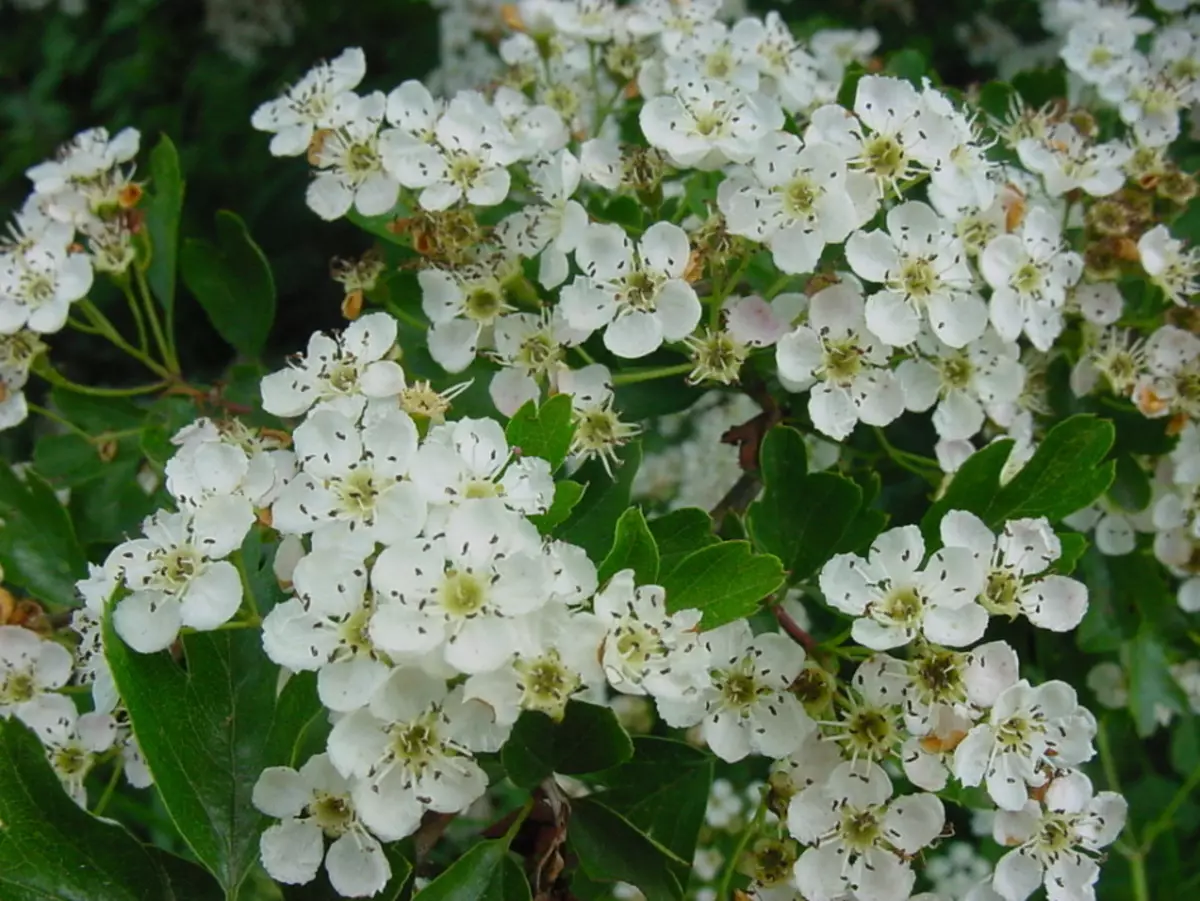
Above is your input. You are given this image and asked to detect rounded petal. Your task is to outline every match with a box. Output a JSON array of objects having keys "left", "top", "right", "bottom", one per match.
[
  {"left": 259, "top": 820, "right": 324, "bottom": 886},
  {"left": 113, "top": 593, "right": 182, "bottom": 653},
  {"left": 326, "top": 832, "right": 391, "bottom": 898}
]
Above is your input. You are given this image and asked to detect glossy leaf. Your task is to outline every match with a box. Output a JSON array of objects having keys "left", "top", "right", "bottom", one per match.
[
  {"left": 506, "top": 394, "right": 575, "bottom": 472},
  {"left": 501, "top": 701, "right": 634, "bottom": 789},
  {"left": 528, "top": 480, "right": 585, "bottom": 534},
  {"left": 660, "top": 540, "right": 785, "bottom": 630},
  {"left": 0, "top": 464, "right": 88, "bottom": 609},
  {"left": 559, "top": 441, "right": 642, "bottom": 562},
  {"left": 180, "top": 210, "right": 276, "bottom": 358},
  {"left": 144, "top": 133, "right": 184, "bottom": 316},
  {"left": 648, "top": 507, "right": 718, "bottom": 583},
  {"left": 597, "top": 507, "right": 659, "bottom": 585},
  {"left": 568, "top": 797, "right": 687, "bottom": 901},
  {"left": 415, "top": 834, "right": 529, "bottom": 901}
]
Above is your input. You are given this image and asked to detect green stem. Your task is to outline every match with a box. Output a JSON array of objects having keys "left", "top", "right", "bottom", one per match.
[
  {"left": 234, "top": 550, "right": 260, "bottom": 621},
  {"left": 571, "top": 344, "right": 596, "bottom": 366},
  {"left": 34, "top": 363, "right": 168, "bottom": 397},
  {"left": 92, "top": 760, "right": 124, "bottom": 817},
  {"left": 66, "top": 316, "right": 103, "bottom": 335},
  {"left": 611, "top": 361, "right": 692, "bottom": 385},
  {"left": 191, "top": 617, "right": 262, "bottom": 633},
  {"left": 872, "top": 427, "right": 941, "bottom": 484},
  {"left": 1141, "top": 761, "right": 1200, "bottom": 850},
  {"left": 134, "top": 267, "right": 178, "bottom": 374},
  {"left": 1130, "top": 854, "right": 1150, "bottom": 901},
  {"left": 716, "top": 795, "right": 765, "bottom": 900},
  {"left": 26, "top": 402, "right": 90, "bottom": 439},
  {"left": 384, "top": 301, "right": 429, "bottom": 332},
  {"left": 78, "top": 299, "right": 172, "bottom": 379},
  {"left": 118, "top": 278, "right": 149, "bottom": 355}
]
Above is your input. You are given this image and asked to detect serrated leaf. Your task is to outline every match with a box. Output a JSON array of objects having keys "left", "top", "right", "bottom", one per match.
[
  {"left": 559, "top": 441, "right": 642, "bottom": 562},
  {"left": 180, "top": 210, "right": 275, "bottom": 358},
  {"left": 528, "top": 480, "right": 585, "bottom": 534},
  {"left": 921, "top": 440, "right": 1013, "bottom": 545},
  {"left": 748, "top": 426, "right": 863, "bottom": 583},
  {"left": 505, "top": 394, "right": 575, "bottom": 472},
  {"left": 0, "top": 465, "right": 88, "bottom": 609},
  {"left": 660, "top": 540, "right": 785, "bottom": 629},
  {"left": 416, "top": 835, "right": 529, "bottom": 901},
  {"left": 144, "top": 133, "right": 184, "bottom": 318},
  {"left": 988, "top": 415, "right": 1115, "bottom": 524},
  {"left": 0, "top": 719, "right": 221, "bottom": 901},
  {"left": 104, "top": 614, "right": 323, "bottom": 896},
  {"left": 501, "top": 701, "right": 634, "bottom": 788},
  {"left": 647, "top": 507, "right": 718, "bottom": 583},
  {"left": 598, "top": 507, "right": 659, "bottom": 585},
  {"left": 592, "top": 737, "right": 713, "bottom": 865},
  {"left": 568, "top": 797, "right": 687, "bottom": 901}
]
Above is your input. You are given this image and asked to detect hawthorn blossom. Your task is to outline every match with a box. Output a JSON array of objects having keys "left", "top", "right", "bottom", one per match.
[
  {"left": 306, "top": 92, "right": 402, "bottom": 221},
  {"left": 1138, "top": 224, "right": 1199, "bottom": 307},
  {"left": 0, "top": 241, "right": 93, "bottom": 335},
  {"left": 22, "top": 693, "right": 116, "bottom": 805},
  {"left": 251, "top": 47, "right": 366, "bottom": 157},
  {"left": 560, "top": 221, "right": 701, "bottom": 358},
  {"left": 0, "top": 626, "right": 74, "bottom": 725},
  {"left": 494, "top": 150, "right": 588, "bottom": 289},
  {"left": 640, "top": 78, "right": 782, "bottom": 170},
  {"left": 820, "top": 524, "right": 988, "bottom": 650}
]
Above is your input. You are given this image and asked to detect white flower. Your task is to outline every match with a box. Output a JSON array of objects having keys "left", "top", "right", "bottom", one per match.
[
  {"left": 656, "top": 621, "right": 812, "bottom": 762},
  {"left": 462, "top": 605, "right": 606, "bottom": 724},
  {"left": 897, "top": 329, "right": 1025, "bottom": 441},
  {"left": 1060, "top": 23, "right": 1138, "bottom": 89},
  {"left": 0, "top": 625, "right": 74, "bottom": 726},
  {"left": 110, "top": 500, "right": 254, "bottom": 653},
  {"left": 640, "top": 78, "right": 782, "bottom": 170},
  {"left": 990, "top": 771, "right": 1126, "bottom": 901},
  {"left": 718, "top": 131, "right": 873, "bottom": 275},
  {"left": 251, "top": 47, "right": 366, "bottom": 157},
  {"left": 775, "top": 280, "right": 904, "bottom": 441},
  {"left": 953, "top": 679, "right": 1096, "bottom": 811},
  {"left": 729, "top": 12, "right": 820, "bottom": 112},
  {"left": 22, "top": 693, "right": 116, "bottom": 805},
  {"left": 491, "top": 87, "right": 569, "bottom": 160},
  {"left": 592, "top": 568, "right": 708, "bottom": 698},
  {"left": 383, "top": 90, "right": 520, "bottom": 211},
  {"left": 1138, "top": 224, "right": 1199, "bottom": 307},
  {"left": 327, "top": 670, "right": 491, "bottom": 840},
  {"left": 369, "top": 498, "right": 550, "bottom": 674},
  {"left": 494, "top": 150, "right": 588, "bottom": 289},
  {"left": 1017, "top": 125, "right": 1131, "bottom": 197},
  {"left": 166, "top": 418, "right": 292, "bottom": 514},
  {"left": 306, "top": 92, "right": 400, "bottom": 221},
  {"left": 819, "top": 523, "right": 988, "bottom": 650},
  {"left": 0, "top": 242, "right": 93, "bottom": 335},
  {"left": 488, "top": 309, "right": 588, "bottom": 415},
  {"left": 254, "top": 753, "right": 390, "bottom": 897},
  {"left": 789, "top": 760, "right": 945, "bottom": 901},
  {"left": 560, "top": 221, "right": 701, "bottom": 359},
  {"left": 722, "top": 293, "right": 807, "bottom": 349},
  {"left": 0, "top": 329, "right": 45, "bottom": 430},
  {"left": 846, "top": 201, "right": 986, "bottom": 348},
  {"left": 662, "top": 23, "right": 760, "bottom": 93},
  {"left": 25, "top": 126, "right": 140, "bottom": 224},
  {"left": 260, "top": 313, "right": 405, "bottom": 419},
  {"left": 272, "top": 408, "right": 425, "bottom": 544},
  {"left": 419, "top": 253, "right": 520, "bottom": 373},
  {"left": 940, "top": 511, "right": 1089, "bottom": 632}
]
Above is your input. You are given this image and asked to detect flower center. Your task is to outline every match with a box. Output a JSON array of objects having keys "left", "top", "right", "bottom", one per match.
[
  {"left": 715, "top": 665, "right": 766, "bottom": 712},
  {"left": 326, "top": 360, "right": 360, "bottom": 393},
  {"left": 621, "top": 269, "right": 662, "bottom": 311},
  {"left": 876, "top": 585, "right": 925, "bottom": 628},
  {"left": 438, "top": 569, "right": 488, "bottom": 618},
  {"left": 995, "top": 712, "right": 1042, "bottom": 752},
  {"left": 898, "top": 257, "right": 940, "bottom": 300},
  {"left": 162, "top": 547, "right": 202, "bottom": 586},
  {"left": 515, "top": 651, "right": 580, "bottom": 718},
  {"left": 693, "top": 111, "right": 727, "bottom": 138},
  {"left": 446, "top": 154, "right": 484, "bottom": 189},
  {"left": 465, "top": 286, "right": 505, "bottom": 321},
  {"left": 1034, "top": 813, "right": 1079, "bottom": 855},
  {"left": 839, "top": 806, "right": 884, "bottom": 853},
  {"left": 52, "top": 745, "right": 92, "bottom": 779},
  {"left": 1012, "top": 261, "right": 1043, "bottom": 296},
  {"left": 860, "top": 134, "right": 907, "bottom": 180},
  {"left": 841, "top": 706, "right": 899, "bottom": 759},
  {"left": 309, "top": 791, "right": 355, "bottom": 836},
  {"left": 783, "top": 176, "right": 820, "bottom": 219},
  {"left": 344, "top": 141, "right": 380, "bottom": 177},
  {"left": 335, "top": 468, "right": 381, "bottom": 517},
  {"left": 982, "top": 568, "right": 1021, "bottom": 617},
  {"left": 388, "top": 714, "right": 441, "bottom": 773},
  {"left": 821, "top": 338, "right": 864, "bottom": 383},
  {"left": 543, "top": 84, "right": 581, "bottom": 120},
  {"left": 612, "top": 621, "right": 665, "bottom": 667},
  {"left": 0, "top": 671, "right": 35, "bottom": 705},
  {"left": 911, "top": 647, "right": 966, "bottom": 703},
  {"left": 938, "top": 354, "right": 973, "bottom": 392}
]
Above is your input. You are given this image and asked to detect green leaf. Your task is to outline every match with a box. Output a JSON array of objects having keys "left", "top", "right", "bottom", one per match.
[
  {"left": 592, "top": 737, "right": 713, "bottom": 866},
  {"left": 977, "top": 81, "right": 1017, "bottom": 120},
  {"left": 144, "top": 133, "right": 184, "bottom": 316},
  {"left": 1170, "top": 717, "right": 1200, "bottom": 779},
  {"left": 986, "top": 415, "right": 1115, "bottom": 524},
  {"left": 568, "top": 797, "right": 687, "bottom": 901},
  {"left": 921, "top": 439, "right": 1013, "bottom": 545},
  {"left": 1125, "top": 627, "right": 1188, "bottom": 738},
  {"left": 0, "top": 465, "right": 88, "bottom": 609},
  {"left": 1053, "top": 532, "right": 1089, "bottom": 575},
  {"left": 648, "top": 507, "right": 718, "bottom": 583},
  {"left": 598, "top": 507, "right": 659, "bottom": 585},
  {"left": 1012, "top": 66, "right": 1068, "bottom": 107},
  {"left": 0, "top": 718, "right": 220, "bottom": 901},
  {"left": 660, "top": 540, "right": 785, "bottom": 629},
  {"left": 346, "top": 203, "right": 412, "bottom": 245},
  {"left": 1109, "top": 454, "right": 1151, "bottom": 512},
  {"left": 50, "top": 388, "right": 147, "bottom": 433},
  {"left": 748, "top": 426, "right": 863, "bottom": 583},
  {"left": 501, "top": 701, "right": 634, "bottom": 788},
  {"left": 836, "top": 61, "right": 867, "bottom": 109},
  {"left": 33, "top": 433, "right": 105, "bottom": 485},
  {"left": 527, "top": 480, "right": 585, "bottom": 534},
  {"left": 885, "top": 48, "right": 927, "bottom": 84},
  {"left": 104, "top": 617, "right": 323, "bottom": 896},
  {"left": 505, "top": 394, "right": 575, "bottom": 472},
  {"left": 416, "top": 835, "right": 529, "bottom": 901},
  {"left": 180, "top": 210, "right": 276, "bottom": 358},
  {"left": 559, "top": 441, "right": 642, "bottom": 562}
]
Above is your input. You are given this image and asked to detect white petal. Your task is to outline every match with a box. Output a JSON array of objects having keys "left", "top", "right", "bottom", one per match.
[{"left": 326, "top": 832, "right": 391, "bottom": 898}]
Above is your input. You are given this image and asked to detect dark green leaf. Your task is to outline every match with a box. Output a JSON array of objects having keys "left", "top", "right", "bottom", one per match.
[
  {"left": 33, "top": 433, "right": 105, "bottom": 485},
  {"left": 1170, "top": 718, "right": 1200, "bottom": 779},
  {"left": 1109, "top": 454, "right": 1151, "bottom": 513},
  {"left": 0, "top": 718, "right": 217, "bottom": 901},
  {"left": 1012, "top": 66, "right": 1068, "bottom": 107},
  {"left": 51, "top": 387, "right": 147, "bottom": 433},
  {"left": 0, "top": 465, "right": 88, "bottom": 609},
  {"left": 69, "top": 444, "right": 158, "bottom": 547},
  {"left": 501, "top": 701, "right": 633, "bottom": 788},
  {"left": 559, "top": 441, "right": 642, "bottom": 562},
  {"left": 144, "top": 133, "right": 184, "bottom": 316},
  {"left": 180, "top": 210, "right": 276, "bottom": 358},
  {"left": 987, "top": 415, "right": 1115, "bottom": 524},
  {"left": 416, "top": 835, "right": 529, "bottom": 901},
  {"left": 832, "top": 507, "right": 889, "bottom": 556},
  {"left": 648, "top": 507, "right": 718, "bottom": 583},
  {"left": 660, "top": 540, "right": 785, "bottom": 629},
  {"left": 977, "top": 82, "right": 1017, "bottom": 120},
  {"left": 885, "top": 48, "right": 926, "bottom": 84},
  {"left": 593, "top": 737, "right": 713, "bottom": 865},
  {"left": 748, "top": 426, "right": 863, "bottom": 583},
  {"left": 528, "top": 480, "right": 585, "bottom": 534},
  {"left": 104, "top": 616, "right": 322, "bottom": 895},
  {"left": 836, "top": 62, "right": 867, "bottom": 109},
  {"left": 1054, "top": 532, "right": 1089, "bottom": 575},
  {"left": 567, "top": 797, "right": 687, "bottom": 901},
  {"left": 598, "top": 507, "right": 659, "bottom": 585},
  {"left": 1125, "top": 627, "right": 1188, "bottom": 738},
  {"left": 505, "top": 394, "right": 575, "bottom": 472},
  {"left": 921, "top": 440, "right": 1013, "bottom": 545}
]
